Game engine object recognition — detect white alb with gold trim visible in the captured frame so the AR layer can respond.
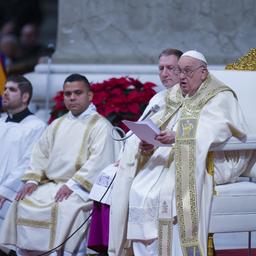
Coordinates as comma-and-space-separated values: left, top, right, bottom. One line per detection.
0, 105, 121, 254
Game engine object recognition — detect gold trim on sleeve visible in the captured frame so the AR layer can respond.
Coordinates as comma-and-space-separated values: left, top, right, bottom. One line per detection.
72, 175, 93, 192
22, 173, 43, 183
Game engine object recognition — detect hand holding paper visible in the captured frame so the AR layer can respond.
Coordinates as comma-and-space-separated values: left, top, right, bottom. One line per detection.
122, 119, 174, 147
155, 130, 175, 145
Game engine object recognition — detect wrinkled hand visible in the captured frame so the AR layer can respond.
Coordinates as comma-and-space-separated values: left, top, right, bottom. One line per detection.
55, 185, 73, 202
155, 130, 175, 145
139, 140, 154, 153
0, 196, 7, 209
16, 183, 38, 201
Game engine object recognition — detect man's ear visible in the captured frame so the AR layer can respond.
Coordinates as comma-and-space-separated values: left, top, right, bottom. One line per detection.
22, 92, 30, 105
201, 68, 208, 81
88, 91, 93, 101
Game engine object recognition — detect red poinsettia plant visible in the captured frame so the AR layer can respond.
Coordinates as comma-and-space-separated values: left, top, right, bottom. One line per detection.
48, 91, 67, 124
49, 77, 156, 131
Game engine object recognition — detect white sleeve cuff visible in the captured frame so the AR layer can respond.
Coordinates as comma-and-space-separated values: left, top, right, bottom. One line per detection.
26, 180, 39, 185
66, 179, 89, 201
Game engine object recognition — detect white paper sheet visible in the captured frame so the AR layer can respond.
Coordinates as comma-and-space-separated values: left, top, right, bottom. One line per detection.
123, 119, 168, 146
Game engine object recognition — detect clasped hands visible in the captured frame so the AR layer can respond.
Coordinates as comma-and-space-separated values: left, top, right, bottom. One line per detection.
15, 183, 73, 202
139, 129, 175, 153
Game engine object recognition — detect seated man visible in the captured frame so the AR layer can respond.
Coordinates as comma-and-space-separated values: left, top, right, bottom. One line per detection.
87, 48, 183, 254
108, 50, 253, 256
142, 48, 183, 114
0, 75, 45, 254
0, 74, 121, 255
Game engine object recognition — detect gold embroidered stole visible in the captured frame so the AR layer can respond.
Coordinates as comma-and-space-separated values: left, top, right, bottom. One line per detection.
157, 88, 183, 256
175, 76, 234, 256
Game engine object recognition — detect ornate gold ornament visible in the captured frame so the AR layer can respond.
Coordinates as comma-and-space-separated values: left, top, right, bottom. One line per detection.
225, 48, 256, 71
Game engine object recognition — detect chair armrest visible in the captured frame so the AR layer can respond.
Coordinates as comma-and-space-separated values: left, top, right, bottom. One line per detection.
209, 135, 256, 151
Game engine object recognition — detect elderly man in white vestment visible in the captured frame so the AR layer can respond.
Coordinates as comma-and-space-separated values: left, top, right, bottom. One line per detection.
108, 50, 253, 256
0, 73, 121, 255
0, 75, 45, 254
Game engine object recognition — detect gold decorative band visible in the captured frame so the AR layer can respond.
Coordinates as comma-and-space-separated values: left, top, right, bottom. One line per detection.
158, 218, 172, 256
72, 175, 93, 192
22, 173, 42, 182
17, 218, 51, 229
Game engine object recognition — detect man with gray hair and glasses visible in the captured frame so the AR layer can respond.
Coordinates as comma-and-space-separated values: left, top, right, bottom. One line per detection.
108, 50, 254, 256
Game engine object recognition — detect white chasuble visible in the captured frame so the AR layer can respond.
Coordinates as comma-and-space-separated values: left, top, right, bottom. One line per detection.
109, 75, 253, 256
0, 109, 121, 254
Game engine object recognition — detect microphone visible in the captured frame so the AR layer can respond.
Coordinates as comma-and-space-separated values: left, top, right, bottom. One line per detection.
111, 104, 160, 142
140, 104, 160, 121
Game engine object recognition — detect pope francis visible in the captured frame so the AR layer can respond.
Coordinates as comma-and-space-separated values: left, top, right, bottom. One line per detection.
108, 51, 253, 256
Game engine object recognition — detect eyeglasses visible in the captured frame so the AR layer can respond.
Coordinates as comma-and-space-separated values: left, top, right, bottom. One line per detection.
173, 65, 204, 77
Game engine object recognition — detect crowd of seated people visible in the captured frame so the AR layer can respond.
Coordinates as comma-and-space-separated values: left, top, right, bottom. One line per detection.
0, 0, 53, 76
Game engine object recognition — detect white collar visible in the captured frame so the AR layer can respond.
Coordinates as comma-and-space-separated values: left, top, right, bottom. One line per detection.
68, 103, 97, 120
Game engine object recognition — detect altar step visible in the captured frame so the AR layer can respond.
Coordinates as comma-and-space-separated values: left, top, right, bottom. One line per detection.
216, 249, 256, 256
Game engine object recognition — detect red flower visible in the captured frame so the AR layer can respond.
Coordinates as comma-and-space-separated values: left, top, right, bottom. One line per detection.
92, 91, 109, 105
143, 82, 156, 89
126, 90, 142, 102
127, 102, 140, 114
49, 77, 156, 130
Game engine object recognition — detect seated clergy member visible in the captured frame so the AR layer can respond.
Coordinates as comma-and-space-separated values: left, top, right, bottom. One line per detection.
108, 50, 254, 256
0, 73, 121, 255
142, 48, 183, 114
0, 75, 45, 254
87, 48, 183, 254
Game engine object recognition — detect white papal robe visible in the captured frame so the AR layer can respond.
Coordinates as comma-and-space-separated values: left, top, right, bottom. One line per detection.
0, 105, 121, 254
0, 114, 45, 228
109, 75, 254, 256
